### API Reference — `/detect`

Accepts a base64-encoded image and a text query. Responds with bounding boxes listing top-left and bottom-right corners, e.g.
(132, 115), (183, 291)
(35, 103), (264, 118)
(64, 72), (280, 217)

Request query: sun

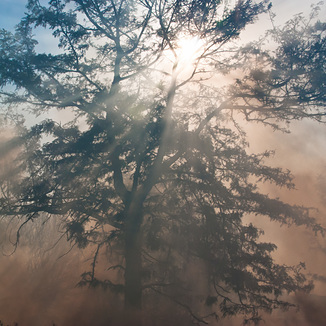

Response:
(176, 36), (205, 66)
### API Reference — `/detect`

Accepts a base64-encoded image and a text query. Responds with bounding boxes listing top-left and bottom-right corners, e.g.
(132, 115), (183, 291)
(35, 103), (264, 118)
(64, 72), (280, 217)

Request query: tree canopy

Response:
(0, 0), (325, 325)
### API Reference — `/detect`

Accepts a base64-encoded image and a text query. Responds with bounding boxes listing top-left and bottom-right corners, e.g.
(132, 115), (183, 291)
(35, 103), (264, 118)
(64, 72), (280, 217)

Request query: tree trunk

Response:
(124, 202), (143, 326)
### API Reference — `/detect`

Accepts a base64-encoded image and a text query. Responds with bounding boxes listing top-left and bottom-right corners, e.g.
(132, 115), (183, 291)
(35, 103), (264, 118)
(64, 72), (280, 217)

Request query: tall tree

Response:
(0, 0), (325, 325)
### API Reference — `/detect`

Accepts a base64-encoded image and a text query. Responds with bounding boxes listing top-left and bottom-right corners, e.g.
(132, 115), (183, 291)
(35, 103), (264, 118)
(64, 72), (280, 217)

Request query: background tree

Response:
(0, 0), (325, 325)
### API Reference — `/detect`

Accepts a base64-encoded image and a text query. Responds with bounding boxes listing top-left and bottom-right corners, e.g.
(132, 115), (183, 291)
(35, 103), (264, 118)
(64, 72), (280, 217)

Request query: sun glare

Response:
(177, 36), (205, 66)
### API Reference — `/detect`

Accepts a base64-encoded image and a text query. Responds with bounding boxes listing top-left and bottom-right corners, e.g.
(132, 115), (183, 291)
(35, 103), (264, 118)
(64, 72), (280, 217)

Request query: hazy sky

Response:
(0, 0), (324, 31)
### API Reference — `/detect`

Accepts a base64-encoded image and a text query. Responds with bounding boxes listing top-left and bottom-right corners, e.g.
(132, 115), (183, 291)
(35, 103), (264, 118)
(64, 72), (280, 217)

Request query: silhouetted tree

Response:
(0, 0), (325, 325)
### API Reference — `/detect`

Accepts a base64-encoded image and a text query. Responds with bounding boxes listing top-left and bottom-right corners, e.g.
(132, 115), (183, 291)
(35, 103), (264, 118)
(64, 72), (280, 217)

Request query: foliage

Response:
(230, 4), (326, 128)
(0, 0), (325, 325)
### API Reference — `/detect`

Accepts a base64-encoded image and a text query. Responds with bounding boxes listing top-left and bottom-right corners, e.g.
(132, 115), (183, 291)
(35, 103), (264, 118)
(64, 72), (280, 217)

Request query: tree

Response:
(0, 0), (325, 325)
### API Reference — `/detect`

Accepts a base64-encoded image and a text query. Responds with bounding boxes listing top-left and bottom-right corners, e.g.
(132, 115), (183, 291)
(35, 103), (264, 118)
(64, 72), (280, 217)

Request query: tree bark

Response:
(124, 201), (143, 326)
(122, 76), (177, 326)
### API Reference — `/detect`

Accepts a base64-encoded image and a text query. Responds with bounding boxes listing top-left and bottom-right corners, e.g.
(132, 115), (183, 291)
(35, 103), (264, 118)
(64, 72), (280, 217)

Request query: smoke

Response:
(0, 108), (325, 325)
(249, 293), (326, 326)
(295, 293), (326, 326)
(240, 118), (326, 325)
(0, 217), (127, 326)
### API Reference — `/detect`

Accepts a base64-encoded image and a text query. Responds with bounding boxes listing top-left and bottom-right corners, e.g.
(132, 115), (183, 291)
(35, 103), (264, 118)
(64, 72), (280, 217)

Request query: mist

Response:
(0, 0), (326, 325)
(0, 118), (325, 326)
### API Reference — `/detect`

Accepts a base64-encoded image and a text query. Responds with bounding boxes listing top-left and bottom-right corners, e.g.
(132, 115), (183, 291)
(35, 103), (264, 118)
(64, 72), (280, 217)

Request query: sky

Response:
(0, 0), (325, 325)
(0, 0), (28, 30)
(0, 0), (325, 30)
